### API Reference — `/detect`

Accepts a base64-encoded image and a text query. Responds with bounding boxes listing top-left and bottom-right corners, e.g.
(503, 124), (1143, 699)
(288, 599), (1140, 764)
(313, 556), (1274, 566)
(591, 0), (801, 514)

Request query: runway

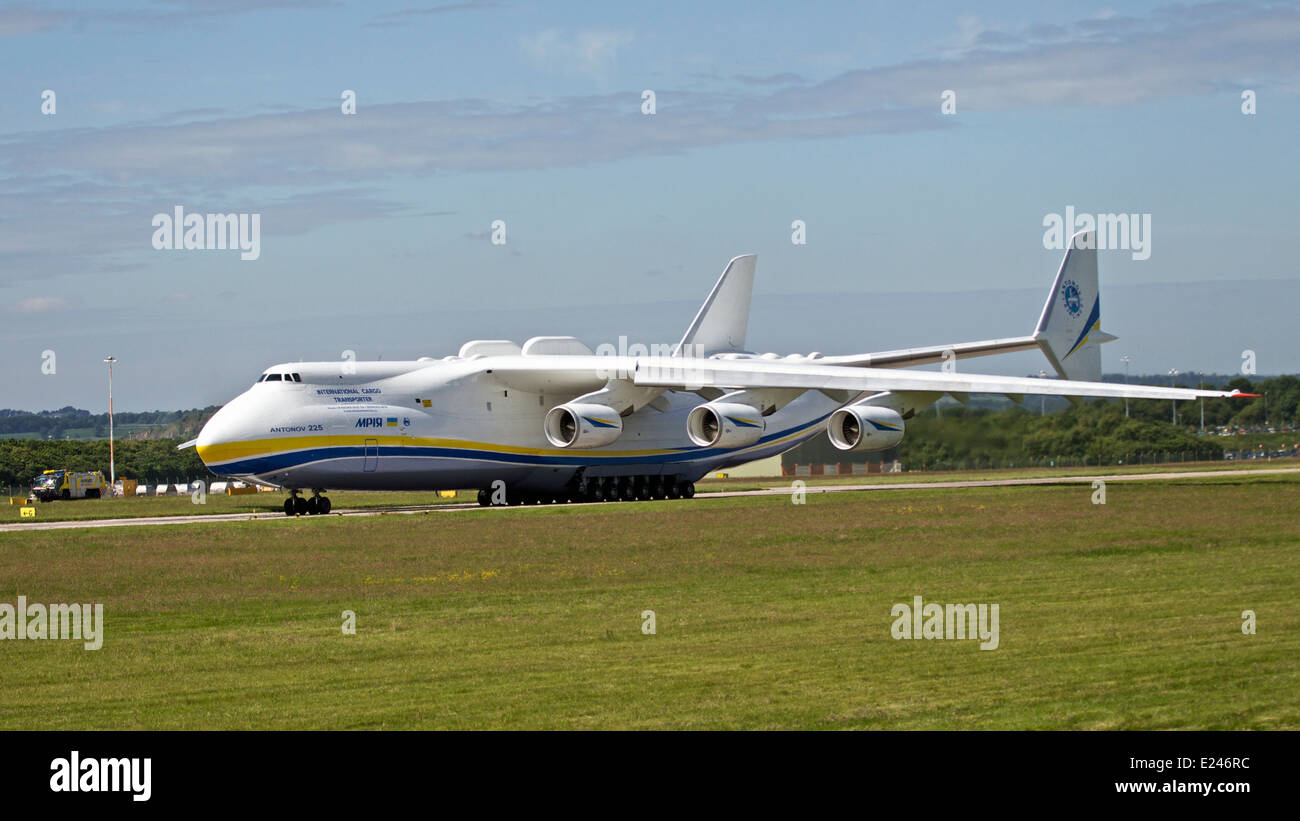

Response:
(4, 466), (1298, 534)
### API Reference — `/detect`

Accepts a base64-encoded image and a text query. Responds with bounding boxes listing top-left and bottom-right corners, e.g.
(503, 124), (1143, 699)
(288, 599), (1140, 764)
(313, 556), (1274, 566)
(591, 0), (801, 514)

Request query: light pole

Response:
(1168, 368), (1179, 425)
(1039, 369), (1047, 416)
(1198, 372), (1205, 435)
(103, 356), (117, 488)
(1121, 355), (1131, 417)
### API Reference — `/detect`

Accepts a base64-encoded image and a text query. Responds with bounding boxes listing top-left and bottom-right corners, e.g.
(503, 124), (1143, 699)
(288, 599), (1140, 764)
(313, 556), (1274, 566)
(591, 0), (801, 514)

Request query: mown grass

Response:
(8, 457), (1298, 524)
(2, 489), (468, 523)
(0, 474), (1296, 729)
(699, 456), (1300, 491)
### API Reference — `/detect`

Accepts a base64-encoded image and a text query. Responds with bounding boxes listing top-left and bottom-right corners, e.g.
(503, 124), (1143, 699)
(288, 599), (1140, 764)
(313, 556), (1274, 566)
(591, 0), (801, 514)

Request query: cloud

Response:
(0, 180), (411, 282)
(0, 90), (940, 192)
(0, 0), (334, 36)
(732, 72), (807, 87)
(3, 1), (1299, 278)
(521, 28), (634, 74)
(6, 1), (1294, 193)
(7, 296), (71, 314)
(366, 1), (502, 28)
(0, 2), (73, 36)
(773, 2), (1300, 113)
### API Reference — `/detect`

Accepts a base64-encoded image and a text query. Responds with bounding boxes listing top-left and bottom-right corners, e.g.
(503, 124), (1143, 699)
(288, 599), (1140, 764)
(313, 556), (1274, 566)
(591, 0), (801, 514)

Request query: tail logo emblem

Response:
(1060, 279), (1082, 317)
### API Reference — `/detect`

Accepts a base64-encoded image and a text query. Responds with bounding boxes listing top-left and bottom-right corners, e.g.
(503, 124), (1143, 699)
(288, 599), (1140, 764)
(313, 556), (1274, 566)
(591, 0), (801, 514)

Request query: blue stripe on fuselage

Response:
(209, 414), (831, 475)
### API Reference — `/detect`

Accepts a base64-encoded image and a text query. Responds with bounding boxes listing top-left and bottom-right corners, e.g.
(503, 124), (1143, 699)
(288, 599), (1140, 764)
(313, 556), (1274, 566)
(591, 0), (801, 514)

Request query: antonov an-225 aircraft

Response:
(190, 231), (1254, 515)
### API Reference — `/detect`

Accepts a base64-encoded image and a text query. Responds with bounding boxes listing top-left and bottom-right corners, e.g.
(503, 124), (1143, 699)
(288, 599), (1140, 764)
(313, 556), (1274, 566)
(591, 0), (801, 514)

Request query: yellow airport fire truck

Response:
(29, 469), (109, 502)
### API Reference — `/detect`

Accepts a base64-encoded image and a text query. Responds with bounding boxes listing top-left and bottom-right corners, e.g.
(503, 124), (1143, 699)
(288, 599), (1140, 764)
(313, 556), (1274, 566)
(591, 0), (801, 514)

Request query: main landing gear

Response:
(285, 489), (332, 516)
(475, 476), (696, 507)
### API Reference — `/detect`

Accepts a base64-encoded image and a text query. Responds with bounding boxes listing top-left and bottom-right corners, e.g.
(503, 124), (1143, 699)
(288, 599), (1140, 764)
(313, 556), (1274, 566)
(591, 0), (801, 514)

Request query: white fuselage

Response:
(195, 355), (845, 492)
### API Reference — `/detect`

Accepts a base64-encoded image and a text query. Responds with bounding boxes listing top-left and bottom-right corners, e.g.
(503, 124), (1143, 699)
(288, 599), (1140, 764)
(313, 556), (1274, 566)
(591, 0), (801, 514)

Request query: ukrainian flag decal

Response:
(386, 417), (398, 427)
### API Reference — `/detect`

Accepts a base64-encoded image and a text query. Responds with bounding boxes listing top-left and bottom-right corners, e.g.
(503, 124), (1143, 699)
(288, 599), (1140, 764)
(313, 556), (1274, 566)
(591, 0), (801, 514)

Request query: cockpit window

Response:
(265, 373), (282, 382)
(291, 373), (302, 382)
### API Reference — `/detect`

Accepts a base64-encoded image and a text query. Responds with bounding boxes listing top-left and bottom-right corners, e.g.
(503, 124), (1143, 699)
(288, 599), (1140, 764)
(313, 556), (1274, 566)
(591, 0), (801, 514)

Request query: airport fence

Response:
(906, 450), (1270, 472)
(5, 480), (200, 501)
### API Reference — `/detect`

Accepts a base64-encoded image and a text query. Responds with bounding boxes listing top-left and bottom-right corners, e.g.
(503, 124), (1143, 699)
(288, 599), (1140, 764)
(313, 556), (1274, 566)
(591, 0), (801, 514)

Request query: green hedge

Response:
(0, 439), (210, 489)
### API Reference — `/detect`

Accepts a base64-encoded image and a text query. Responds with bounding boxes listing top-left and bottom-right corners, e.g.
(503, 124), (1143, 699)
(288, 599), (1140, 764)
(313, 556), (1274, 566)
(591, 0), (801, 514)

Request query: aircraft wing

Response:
(630, 357), (1254, 402)
(815, 336), (1040, 369)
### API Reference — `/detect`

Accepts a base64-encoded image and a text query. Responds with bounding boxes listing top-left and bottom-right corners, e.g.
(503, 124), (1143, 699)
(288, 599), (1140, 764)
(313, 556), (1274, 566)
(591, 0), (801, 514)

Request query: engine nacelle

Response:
(544, 403), (623, 448)
(827, 405), (905, 451)
(686, 402), (765, 448)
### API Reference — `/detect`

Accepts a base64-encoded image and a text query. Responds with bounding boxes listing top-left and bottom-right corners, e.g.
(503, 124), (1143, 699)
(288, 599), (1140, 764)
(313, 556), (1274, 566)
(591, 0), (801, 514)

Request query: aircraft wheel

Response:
(666, 482), (681, 500)
(680, 481), (695, 499)
(587, 485), (604, 503)
(636, 482), (651, 501)
(305, 496), (320, 515)
(294, 496), (309, 515)
(619, 482), (636, 502)
(283, 498), (295, 516)
(318, 496), (332, 515)
(477, 489), (490, 507)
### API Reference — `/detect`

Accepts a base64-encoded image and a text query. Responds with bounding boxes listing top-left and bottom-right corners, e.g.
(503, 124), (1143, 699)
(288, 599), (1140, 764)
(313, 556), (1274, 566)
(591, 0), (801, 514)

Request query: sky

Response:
(2, 0), (1298, 411)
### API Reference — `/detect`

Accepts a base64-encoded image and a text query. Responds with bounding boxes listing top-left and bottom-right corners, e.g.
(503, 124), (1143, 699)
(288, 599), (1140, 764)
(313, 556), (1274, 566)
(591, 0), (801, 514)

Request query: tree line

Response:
(0, 406), (218, 440)
(0, 439), (210, 489)
(786, 376), (1298, 469)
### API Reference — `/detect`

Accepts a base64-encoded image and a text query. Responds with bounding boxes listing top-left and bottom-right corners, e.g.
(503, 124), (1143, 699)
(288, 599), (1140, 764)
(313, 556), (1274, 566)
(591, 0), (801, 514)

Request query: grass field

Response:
(3, 488), (469, 522)
(0, 472), (1296, 729)
(7, 456), (1300, 524)
(705, 456), (1300, 491)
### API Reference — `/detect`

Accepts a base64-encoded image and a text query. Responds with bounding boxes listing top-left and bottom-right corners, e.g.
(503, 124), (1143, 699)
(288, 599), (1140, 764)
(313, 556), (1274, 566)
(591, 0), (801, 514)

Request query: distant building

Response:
(715, 455), (783, 478)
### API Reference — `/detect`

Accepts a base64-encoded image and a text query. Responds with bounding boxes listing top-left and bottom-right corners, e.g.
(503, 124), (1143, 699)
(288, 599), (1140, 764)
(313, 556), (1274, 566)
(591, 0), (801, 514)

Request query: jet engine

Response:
(686, 402), (765, 448)
(826, 404), (905, 451)
(544, 403), (623, 448)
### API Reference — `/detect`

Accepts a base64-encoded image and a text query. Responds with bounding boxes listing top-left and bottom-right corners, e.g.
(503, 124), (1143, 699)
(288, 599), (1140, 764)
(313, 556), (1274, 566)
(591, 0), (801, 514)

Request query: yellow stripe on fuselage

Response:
(197, 434), (684, 465)
(196, 424), (816, 466)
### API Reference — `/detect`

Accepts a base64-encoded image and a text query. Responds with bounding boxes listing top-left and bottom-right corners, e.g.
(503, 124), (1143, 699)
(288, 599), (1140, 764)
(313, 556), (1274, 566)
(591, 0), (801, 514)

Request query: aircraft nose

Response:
(196, 391), (257, 472)
(197, 402), (237, 448)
